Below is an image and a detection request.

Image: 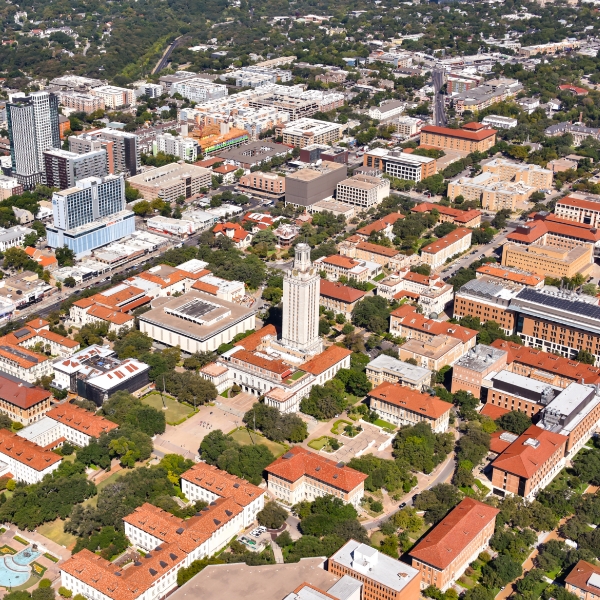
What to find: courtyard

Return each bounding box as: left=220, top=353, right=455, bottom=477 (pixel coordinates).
left=141, top=392, right=196, bottom=425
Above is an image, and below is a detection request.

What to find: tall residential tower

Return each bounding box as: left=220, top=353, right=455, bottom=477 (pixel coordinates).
left=7, top=91, right=60, bottom=189
left=281, top=243, right=323, bottom=357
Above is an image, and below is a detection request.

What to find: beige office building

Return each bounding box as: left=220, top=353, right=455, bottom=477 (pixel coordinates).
left=279, top=118, right=344, bottom=148
left=336, top=175, right=390, bottom=208
left=127, top=162, right=212, bottom=202
left=501, top=242, right=593, bottom=279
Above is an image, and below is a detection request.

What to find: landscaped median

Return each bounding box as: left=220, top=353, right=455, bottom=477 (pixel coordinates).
left=307, top=436, right=341, bottom=453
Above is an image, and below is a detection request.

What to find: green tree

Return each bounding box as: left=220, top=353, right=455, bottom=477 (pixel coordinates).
left=352, top=296, right=391, bottom=334
left=257, top=501, right=288, bottom=528
left=496, top=411, right=532, bottom=435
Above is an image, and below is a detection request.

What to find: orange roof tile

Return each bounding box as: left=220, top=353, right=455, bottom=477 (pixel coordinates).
left=0, top=429, right=61, bottom=472
left=322, top=255, right=360, bottom=269
left=0, top=375, right=50, bottom=409
left=181, top=463, right=264, bottom=507
left=86, top=305, right=135, bottom=326
left=480, top=403, right=510, bottom=420
left=391, top=305, right=477, bottom=343
left=565, top=561, right=600, bottom=595
left=47, top=404, right=118, bottom=438
left=230, top=349, right=293, bottom=376
left=489, top=430, right=514, bottom=455
left=475, top=265, right=543, bottom=287
left=369, top=382, right=452, bottom=420
left=556, top=196, right=600, bottom=213
left=300, top=345, right=352, bottom=375
left=265, top=446, right=367, bottom=493
left=409, top=498, right=499, bottom=569
left=421, top=125, right=497, bottom=142
left=233, top=325, right=277, bottom=351
left=319, top=280, right=366, bottom=303
left=355, top=241, right=400, bottom=257
left=421, top=227, right=472, bottom=255
left=213, top=222, right=250, bottom=244
left=357, top=213, right=404, bottom=236
left=491, top=425, right=567, bottom=479
left=411, top=203, right=482, bottom=224
left=490, top=340, right=600, bottom=384
left=192, top=280, right=220, bottom=295
left=25, top=318, right=49, bottom=329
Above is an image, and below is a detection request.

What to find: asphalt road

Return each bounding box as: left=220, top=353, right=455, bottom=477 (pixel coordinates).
left=364, top=456, right=457, bottom=531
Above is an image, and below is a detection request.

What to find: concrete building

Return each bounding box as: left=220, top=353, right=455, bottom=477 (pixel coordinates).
left=0, top=175, right=22, bottom=200
left=537, top=382, right=600, bottom=459
left=453, top=80, right=522, bottom=115
left=58, top=91, right=105, bottom=113
left=399, top=334, right=468, bottom=372
left=421, top=227, right=472, bottom=269
left=171, top=78, right=228, bottom=103
left=328, top=541, right=421, bottom=600
left=281, top=243, right=323, bottom=357
left=127, top=162, right=212, bottom=202
left=409, top=499, right=499, bottom=591
left=147, top=216, right=197, bottom=238
left=363, top=148, right=436, bottom=183
left=484, top=370, right=559, bottom=418
left=368, top=100, right=405, bottom=120
left=395, top=116, right=423, bottom=138
left=319, top=280, right=366, bottom=319
left=501, top=243, right=593, bottom=279
left=490, top=425, right=567, bottom=500
left=451, top=344, right=508, bottom=399
left=70, top=128, right=140, bottom=176
left=365, top=355, right=431, bottom=391
left=47, top=175, right=134, bottom=255
left=336, top=175, right=390, bottom=208
left=555, top=193, right=600, bottom=227
left=453, top=277, right=522, bottom=335
left=265, top=446, right=367, bottom=507
left=215, top=140, right=290, bottom=169
left=180, top=462, right=265, bottom=528
left=285, top=161, right=347, bottom=208
left=139, top=290, right=255, bottom=354
left=419, top=123, right=496, bottom=153
left=369, top=382, right=451, bottom=432
left=42, top=148, right=107, bottom=190
left=0, top=429, right=62, bottom=484
left=153, top=133, right=198, bottom=162
left=238, top=172, right=285, bottom=200
left=90, top=85, right=135, bottom=108
left=7, top=91, right=60, bottom=189
left=280, top=118, right=344, bottom=148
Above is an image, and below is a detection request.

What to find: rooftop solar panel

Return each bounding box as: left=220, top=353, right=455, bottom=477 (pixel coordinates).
left=516, top=288, right=600, bottom=320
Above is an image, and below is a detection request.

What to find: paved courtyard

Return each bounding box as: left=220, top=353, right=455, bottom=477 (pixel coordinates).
left=216, top=391, right=257, bottom=418
left=153, top=404, right=239, bottom=460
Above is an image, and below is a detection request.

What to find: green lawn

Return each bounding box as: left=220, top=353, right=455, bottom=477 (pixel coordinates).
left=364, top=283, right=376, bottom=292
left=228, top=427, right=287, bottom=458
left=331, top=419, right=352, bottom=435
left=37, top=519, right=78, bottom=549
left=373, top=273, right=385, bottom=282
left=308, top=436, right=330, bottom=451
left=142, top=392, right=195, bottom=425
left=372, top=418, right=396, bottom=432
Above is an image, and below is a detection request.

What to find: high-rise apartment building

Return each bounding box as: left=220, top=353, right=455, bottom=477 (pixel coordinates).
left=281, top=243, right=323, bottom=357
left=43, top=148, right=107, bottom=190
left=70, top=129, right=140, bottom=176
left=153, top=133, right=198, bottom=162
left=47, top=175, right=134, bottom=255
left=7, top=91, right=60, bottom=189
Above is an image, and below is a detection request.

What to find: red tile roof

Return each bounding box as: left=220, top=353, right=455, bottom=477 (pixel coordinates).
left=369, top=382, right=452, bottom=420
left=475, top=265, right=543, bottom=287
left=421, top=125, right=497, bottom=142
left=565, top=560, right=600, bottom=595
left=0, top=429, right=62, bottom=472
left=391, top=305, right=477, bottom=344
left=213, top=222, right=251, bottom=244
left=357, top=213, right=404, bottom=236
left=319, top=280, right=366, bottom=303
left=322, top=255, right=360, bottom=269
left=556, top=196, right=600, bottom=213
left=559, top=84, right=588, bottom=95
left=480, top=403, right=510, bottom=420
left=421, top=227, right=472, bottom=255
left=491, top=425, right=567, bottom=479
left=181, top=462, right=264, bottom=507
left=0, top=375, right=50, bottom=409
left=409, top=498, right=499, bottom=569
left=47, top=404, right=118, bottom=438
left=411, top=202, right=481, bottom=224
left=300, top=345, right=352, bottom=375
left=355, top=241, right=400, bottom=257
left=489, top=430, right=514, bottom=455
left=490, top=340, right=600, bottom=384
left=233, top=325, right=277, bottom=351
left=265, top=446, right=367, bottom=492
left=230, top=349, right=293, bottom=376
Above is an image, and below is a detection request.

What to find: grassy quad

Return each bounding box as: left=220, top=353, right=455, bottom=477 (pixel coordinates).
left=228, top=427, right=288, bottom=458
left=141, top=392, right=196, bottom=425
